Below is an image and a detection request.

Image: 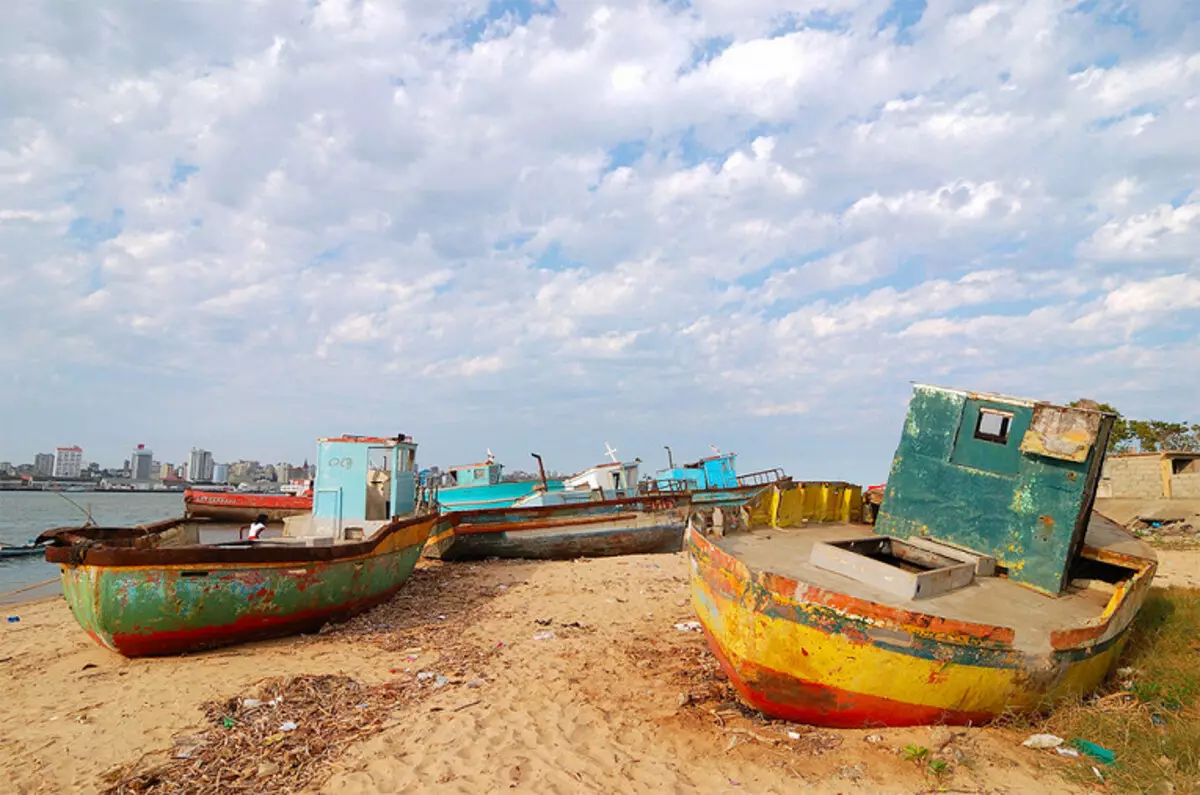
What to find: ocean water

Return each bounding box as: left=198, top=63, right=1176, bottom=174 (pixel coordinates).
left=0, top=491, right=183, bottom=604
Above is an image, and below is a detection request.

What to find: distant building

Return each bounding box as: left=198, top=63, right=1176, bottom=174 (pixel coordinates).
left=34, top=453, right=55, bottom=476
left=54, top=446, right=84, bottom=478
left=158, top=462, right=175, bottom=480
left=0, top=461, right=14, bottom=476
left=189, top=448, right=215, bottom=482
left=130, top=444, right=154, bottom=481
left=212, top=463, right=229, bottom=483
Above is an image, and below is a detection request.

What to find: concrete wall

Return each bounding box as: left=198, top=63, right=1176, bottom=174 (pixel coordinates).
left=1101, top=456, right=1164, bottom=499
left=1173, top=472, right=1200, bottom=499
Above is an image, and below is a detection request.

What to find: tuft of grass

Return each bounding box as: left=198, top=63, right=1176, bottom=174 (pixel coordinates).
left=1028, top=587, right=1200, bottom=794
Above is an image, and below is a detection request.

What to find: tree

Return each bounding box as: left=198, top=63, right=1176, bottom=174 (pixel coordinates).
left=1069, top=400, right=1199, bottom=453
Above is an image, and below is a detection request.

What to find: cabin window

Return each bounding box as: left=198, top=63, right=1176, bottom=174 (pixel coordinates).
left=474, top=468, right=485, bottom=479
left=974, top=409, right=1013, bottom=444
left=613, top=472, right=622, bottom=490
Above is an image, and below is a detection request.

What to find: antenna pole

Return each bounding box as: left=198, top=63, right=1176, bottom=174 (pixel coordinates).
left=664, top=445, right=674, bottom=468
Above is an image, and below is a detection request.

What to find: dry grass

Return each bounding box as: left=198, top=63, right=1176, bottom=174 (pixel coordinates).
left=101, top=674, right=417, bottom=794
left=1023, top=586, right=1200, bottom=794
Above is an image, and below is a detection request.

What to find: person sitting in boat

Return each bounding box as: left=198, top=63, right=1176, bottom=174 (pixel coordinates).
left=248, top=514, right=268, bottom=541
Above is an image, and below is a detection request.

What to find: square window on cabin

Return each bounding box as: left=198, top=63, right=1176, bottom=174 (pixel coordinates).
left=974, top=409, right=1012, bottom=444
left=473, top=468, right=485, bottom=478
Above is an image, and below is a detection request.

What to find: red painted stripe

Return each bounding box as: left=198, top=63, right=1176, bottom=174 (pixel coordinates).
left=184, top=491, right=312, bottom=510
left=701, top=625, right=997, bottom=728
left=108, top=585, right=404, bottom=657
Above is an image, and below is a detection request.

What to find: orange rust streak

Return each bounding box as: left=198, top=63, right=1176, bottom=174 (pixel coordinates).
left=697, top=528, right=1017, bottom=647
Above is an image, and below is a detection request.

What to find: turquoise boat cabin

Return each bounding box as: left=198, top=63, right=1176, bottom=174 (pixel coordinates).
left=655, top=452, right=739, bottom=491
left=431, top=456, right=565, bottom=511
left=875, top=384, right=1115, bottom=595
left=284, top=434, right=424, bottom=540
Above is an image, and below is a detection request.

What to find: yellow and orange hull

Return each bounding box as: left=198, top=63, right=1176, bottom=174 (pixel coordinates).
left=688, top=526, right=1156, bottom=727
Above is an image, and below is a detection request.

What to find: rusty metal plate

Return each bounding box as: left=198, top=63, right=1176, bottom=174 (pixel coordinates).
left=1019, top=404, right=1101, bottom=463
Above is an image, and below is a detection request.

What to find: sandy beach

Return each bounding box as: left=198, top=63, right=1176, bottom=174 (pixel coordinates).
left=4, top=548, right=1199, bottom=795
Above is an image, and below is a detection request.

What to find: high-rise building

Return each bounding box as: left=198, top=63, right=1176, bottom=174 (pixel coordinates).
left=212, top=463, right=229, bottom=483
left=158, top=462, right=174, bottom=480
left=34, top=453, right=55, bottom=476
left=189, top=448, right=215, bottom=482
left=54, top=446, right=83, bottom=478
left=130, top=444, right=154, bottom=481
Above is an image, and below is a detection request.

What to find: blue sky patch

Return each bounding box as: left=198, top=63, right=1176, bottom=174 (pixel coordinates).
left=877, top=0, right=927, bottom=43
left=67, top=209, right=124, bottom=250
left=170, top=160, right=199, bottom=188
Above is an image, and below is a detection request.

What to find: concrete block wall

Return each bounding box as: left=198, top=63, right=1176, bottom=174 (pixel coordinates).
left=1172, top=472, right=1200, bottom=499
left=1101, top=456, right=1164, bottom=499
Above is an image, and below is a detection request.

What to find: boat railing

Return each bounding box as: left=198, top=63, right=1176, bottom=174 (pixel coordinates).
left=639, top=479, right=692, bottom=495
left=736, top=468, right=786, bottom=487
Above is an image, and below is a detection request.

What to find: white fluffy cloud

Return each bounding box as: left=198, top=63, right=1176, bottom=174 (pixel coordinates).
left=1, top=0, right=1198, bottom=481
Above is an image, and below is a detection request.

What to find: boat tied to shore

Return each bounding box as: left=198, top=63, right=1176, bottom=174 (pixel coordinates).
left=688, top=384, right=1157, bottom=727
left=39, top=433, right=451, bottom=657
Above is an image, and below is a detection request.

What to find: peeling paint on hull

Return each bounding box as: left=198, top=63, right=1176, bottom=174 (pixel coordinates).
left=425, top=497, right=690, bottom=561
left=51, top=515, right=441, bottom=657
left=687, top=525, right=1155, bottom=727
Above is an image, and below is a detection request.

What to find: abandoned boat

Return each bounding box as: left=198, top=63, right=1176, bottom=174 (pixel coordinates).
left=509, top=446, right=643, bottom=507
left=650, top=448, right=791, bottom=508
left=39, top=434, right=450, bottom=657
left=688, top=385, right=1157, bottom=727
left=183, top=488, right=313, bottom=523
left=0, top=541, right=45, bottom=559
left=423, top=494, right=690, bottom=561
left=432, top=454, right=566, bottom=511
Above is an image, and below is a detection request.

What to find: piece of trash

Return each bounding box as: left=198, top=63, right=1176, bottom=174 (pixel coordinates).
left=242, top=699, right=262, bottom=708
left=434, top=674, right=450, bottom=689
left=495, top=641, right=505, bottom=649
left=1152, top=713, right=1167, bottom=728
left=416, top=671, right=435, bottom=681
left=535, top=618, right=553, bottom=626
left=787, top=731, right=802, bottom=740
left=6, top=616, right=19, bottom=623
left=533, top=631, right=556, bottom=641
left=1071, top=739, right=1115, bottom=765
left=865, top=734, right=884, bottom=744
left=1022, top=734, right=1065, bottom=749
left=1092, top=766, right=1104, bottom=782
left=271, top=696, right=283, bottom=704
left=221, top=717, right=236, bottom=728
left=497, top=584, right=508, bottom=590
left=438, top=615, right=446, bottom=621
left=466, top=679, right=485, bottom=688
left=1055, top=747, right=1080, bottom=758
left=678, top=693, right=692, bottom=708
left=279, top=721, right=298, bottom=732
left=257, top=762, right=280, bottom=777
left=1116, top=666, right=1135, bottom=677
left=674, top=621, right=702, bottom=632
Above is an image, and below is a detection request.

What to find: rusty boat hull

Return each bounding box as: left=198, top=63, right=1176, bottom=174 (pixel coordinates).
left=424, top=496, right=690, bottom=561
left=39, top=513, right=446, bottom=657
left=183, top=489, right=313, bottom=523
left=687, top=514, right=1157, bottom=727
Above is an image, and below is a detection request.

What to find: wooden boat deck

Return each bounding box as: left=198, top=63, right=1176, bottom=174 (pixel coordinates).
left=710, top=512, right=1156, bottom=655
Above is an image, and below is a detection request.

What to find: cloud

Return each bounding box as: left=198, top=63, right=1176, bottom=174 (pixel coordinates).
left=0, top=0, right=1198, bottom=482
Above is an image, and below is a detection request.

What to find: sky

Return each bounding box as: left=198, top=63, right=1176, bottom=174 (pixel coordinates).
left=1, top=0, right=1198, bottom=483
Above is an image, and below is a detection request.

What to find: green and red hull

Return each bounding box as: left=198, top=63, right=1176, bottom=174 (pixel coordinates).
left=43, top=514, right=444, bottom=657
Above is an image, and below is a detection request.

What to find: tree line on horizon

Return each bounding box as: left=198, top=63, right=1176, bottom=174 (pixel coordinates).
left=1070, top=400, right=1200, bottom=453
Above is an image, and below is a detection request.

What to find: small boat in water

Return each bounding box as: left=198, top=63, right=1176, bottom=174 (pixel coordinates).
left=688, top=385, right=1157, bottom=727
left=0, top=542, right=44, bottom=559
left=183, top=488, right=313, bottom=523
left=424, top=494, right=690, bottom=561
left=40, top=434, right=451, bottom=657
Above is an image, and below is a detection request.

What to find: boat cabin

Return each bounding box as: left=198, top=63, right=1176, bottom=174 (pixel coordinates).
left=873, top=384, right=1115, bottom=595
left=445, top=459, right=504, bottom=488
left=656, top=452, right=739, bottom=491
left=287, top=434, right=419, bottom=541
left=563, top=460, right=641, bottom=494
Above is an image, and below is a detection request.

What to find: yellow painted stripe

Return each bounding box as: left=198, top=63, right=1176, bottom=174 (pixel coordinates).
left=693, top=568, right=1122, bottom=715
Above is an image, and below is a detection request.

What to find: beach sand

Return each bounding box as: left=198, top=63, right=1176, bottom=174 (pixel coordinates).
left=6, top=549, right=1196, bottom=794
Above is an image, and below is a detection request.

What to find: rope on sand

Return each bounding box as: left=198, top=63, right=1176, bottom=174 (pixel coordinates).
left=0, top=576, right=60, bottom=600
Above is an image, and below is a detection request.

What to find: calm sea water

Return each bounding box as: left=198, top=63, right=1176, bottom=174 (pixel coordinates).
left=0, top=491, right=183, bottom=604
